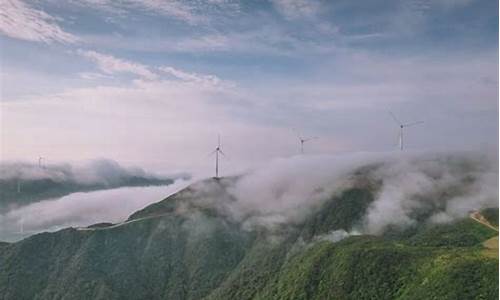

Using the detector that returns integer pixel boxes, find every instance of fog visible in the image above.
[1,151,497,243]
[0,159,179,185]
[226,153,385,229]
[0,179,191,242]
[361,153,498,234]
[177,151,498,235]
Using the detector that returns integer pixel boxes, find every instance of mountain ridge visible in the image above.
[0,156,498,299]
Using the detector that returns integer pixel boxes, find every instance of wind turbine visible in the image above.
[38,156,44,169]
[294,129,318,154]
[389,111,424,151]
[209,135,226,178]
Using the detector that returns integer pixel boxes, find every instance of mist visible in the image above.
[361,153,498,234]
[0,179,191,242]
[0,158,190,214]
[1,151,497,242]
[177,150,498,235]
[0,159,180,185]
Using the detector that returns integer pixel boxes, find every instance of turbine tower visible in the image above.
[294,129,318,154]
[20,216,24,234]
[209,135,226,178]
[389,111,424,151]
[38,156,44,169]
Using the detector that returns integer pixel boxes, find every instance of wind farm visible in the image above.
[0,0,497,299]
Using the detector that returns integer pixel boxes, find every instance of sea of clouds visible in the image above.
[1,151,497,242]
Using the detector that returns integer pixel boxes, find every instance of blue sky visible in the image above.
[0,0,498,175]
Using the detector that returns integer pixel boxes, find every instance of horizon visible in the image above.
[0,2,498,296]
[1,0,498,177]
[1,150,497,243]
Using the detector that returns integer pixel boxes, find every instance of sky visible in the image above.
[0,0,498,176]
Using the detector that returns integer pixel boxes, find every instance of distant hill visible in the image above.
[0,160,180,211]
[0,155,497,299]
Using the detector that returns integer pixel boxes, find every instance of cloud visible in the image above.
[315,229,361,243]
[0,159,168,185]
[361,152,498,234]
[80,21,339,56]
[78,72,113,80]
[223,153,383,229]
[270,0,321,19]
[0,75,281,175]
[172,151,498,234]
[0,179,191,242]
[0,0,78,43]
[75,0,199,23]
[2,48,497,173]
[76,50,226,86]
[77,50,157,80]
[159,66,221,86]
[127,0,202,24]
[0,151,496,242]
[76,0,240,25]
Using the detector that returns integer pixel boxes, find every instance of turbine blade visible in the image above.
[207,149,217,157]
[403,121,424,127]
[303,137,319,142]
[389,111,402,125]
[218,149,227,158]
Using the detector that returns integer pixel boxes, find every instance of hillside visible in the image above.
[0,155,498,299]
[0,176,174,210]
[0,160,177,211]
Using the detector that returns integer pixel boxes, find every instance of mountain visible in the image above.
[0,160,179,211]
[0,155,498,300]
[0,175,174,210]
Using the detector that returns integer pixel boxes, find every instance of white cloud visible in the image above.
[362,154,498,234]
[77,50,157,80]
[128,0,201,24]
[0,180,192,242]
[78,72,112,80]
[0,74,346,176]
[0,0,77,43]
[159,66,221,86]
[148,151,497,232]
[76,50,226,86]
[77,0,239,24]
[270,0,321,19]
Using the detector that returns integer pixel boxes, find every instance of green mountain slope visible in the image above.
[252,236,497,300]
[0,176,497,300]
